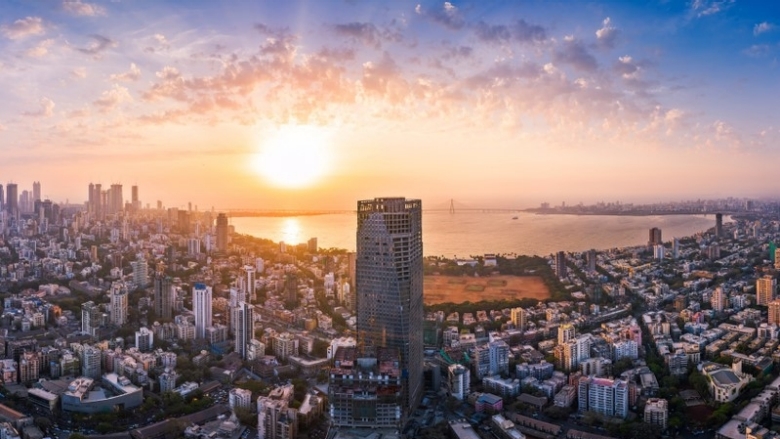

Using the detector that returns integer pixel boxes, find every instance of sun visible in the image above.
[252,124,332,188]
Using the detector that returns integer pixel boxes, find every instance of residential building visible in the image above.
[578,376,629,419]
[757,275,776,306]
[448,364,470,401]
[644,398,668,430]
[192,283,212,340]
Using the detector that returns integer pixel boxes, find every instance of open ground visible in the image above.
[423,275,550,305]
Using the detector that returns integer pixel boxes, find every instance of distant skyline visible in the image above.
[0,1,778,209]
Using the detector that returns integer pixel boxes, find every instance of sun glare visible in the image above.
[253,124,332,188]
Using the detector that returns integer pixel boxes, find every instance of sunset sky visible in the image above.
[0,0,778,210]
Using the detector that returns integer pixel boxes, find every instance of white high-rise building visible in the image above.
[757,275,776,306]
[578,376,629,419]
[131,258,148,288]
[242,265,256,301]
[710,287,726,312]
[229,388,253,412]
[448,364,470,400]
[193,283,212,340]
[135,327,154,352]
[110,281,128,326]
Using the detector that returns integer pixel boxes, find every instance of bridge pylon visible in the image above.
[449,199,455,214]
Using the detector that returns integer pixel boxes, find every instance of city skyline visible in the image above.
[0,1,778,209]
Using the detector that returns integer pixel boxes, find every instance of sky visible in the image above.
[0,0,779,210]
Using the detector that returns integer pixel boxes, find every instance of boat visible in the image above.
[512,216,518,220]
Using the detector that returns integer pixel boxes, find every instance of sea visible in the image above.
[230,211,723,257]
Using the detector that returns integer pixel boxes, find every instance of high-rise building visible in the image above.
[715,213,723,238]
[710,287,726,312]
[153,263,174,320]
[242,265,256,302]
[109,184,123,215]
[448,364,470,400]
[5,183,18,217]
[193,283,212,340]
[135,327,154,351]
[510,307,525,330]
[775,248,780,270]
[644,398,668,430]
[32,181,41,203]
[272,332,299,361]
[216,213,228,252]
[81,345,102,379]
[558,323,575,345]
[81,301,100,336]
[356,197,423,415]
[229,388,253,412]
[578,376,629,419]
[769,300,780,326]
[757,275,776,306]
[648,227,662,247]
[159,368,178,392]
[586,249,597,272]
[257,385,297,439]
[234,301,254,359]
[110,281,128,326]
[555,251,567,278]
[19,351,40,383]
[0,184,4,210]
[131,185,139,211]
[131,258,149,288]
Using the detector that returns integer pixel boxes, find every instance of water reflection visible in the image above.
[281,217,302,244]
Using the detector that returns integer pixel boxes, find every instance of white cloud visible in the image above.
[94,84,132,111]
[691,0,734,17]
[1,16,45,40]
[24,97,55,117]
[595,17,617,48]
[26,38,54,57]
[754,22,774,36]
[63,0,106,17]
[110,63,141,82]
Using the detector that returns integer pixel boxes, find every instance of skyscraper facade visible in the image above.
[153,264,174,320]
[648,227,663,246]
[5,183,18,217]
[769,300,780,326]
[715,213,723,238]
[555,251,567,278]
[193,283,212,339]
[234,301,254,359]
[356,197,423,416]
[757,275,776,306]
[32,181,41,202]
[216,213,228,251]
[110,281,128,326]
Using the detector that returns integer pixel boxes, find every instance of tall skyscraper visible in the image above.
[648,227,662,246]
[510,307,525,330]
[0,184,4,211]
[710,287,726,312]
[243,265,256,301]
[5,183,18,216]
[153,263,174,320]
[131,185,139,211]
[555,251,567,278]
[109,184,123,215]
[193,283,212,339]
[234,301,254,359]
[216,213,228,251]
[32,181,41,202]
[757,275,777,306]
[110,281,129,326]
[356,197,423,415]
[715,213,723,238]
[558,323,576,345]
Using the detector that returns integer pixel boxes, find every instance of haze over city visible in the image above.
[0,0,778,208]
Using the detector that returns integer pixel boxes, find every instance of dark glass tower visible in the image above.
[356,197,423,419]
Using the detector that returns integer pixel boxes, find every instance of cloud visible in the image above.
[110,63,141,81]
[473,19,547,44]
[595,17,618,49]
[743,44,771,57]
[76,34,117,57]
[553,38,598,72]
[614,55,639,79]
[63,0,106,17]
[1,16,45,40]
[26,38,54,58]
[24,97,55,117]
[691,0,734,17]
[754,22,774,36]
[93,85,132,111]
[415,2,465,30]
[71,67,87,79]
[145,33,169,53]
[332,22,382,49]
[0,123,6,132]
